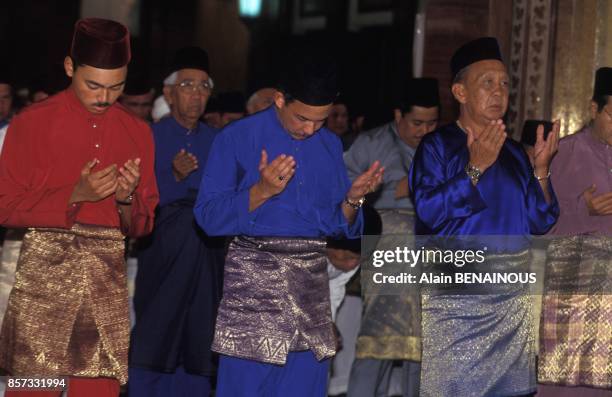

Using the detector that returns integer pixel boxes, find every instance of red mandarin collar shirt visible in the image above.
[0,89,159,237]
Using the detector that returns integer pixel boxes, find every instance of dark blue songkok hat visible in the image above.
[218,91,246,114]
[451,37,503,80]
[278,48,338,106]
[123,72,152,96]
[399,78,440,111]
[205,96,220,113]
[0,65,12,86]
[171,46,210,74]
[593,67,612,98]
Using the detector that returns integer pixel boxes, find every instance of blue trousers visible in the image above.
[127,366,212,397]
[216,351,330,397]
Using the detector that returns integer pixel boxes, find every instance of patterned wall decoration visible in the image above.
[507,0,554,139]
[551,0,612,137]
[507,0,528,138]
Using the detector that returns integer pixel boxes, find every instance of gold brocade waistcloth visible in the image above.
[356,209,421,361]
[0,224,129,384]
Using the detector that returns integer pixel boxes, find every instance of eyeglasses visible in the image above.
[176,79,214,94]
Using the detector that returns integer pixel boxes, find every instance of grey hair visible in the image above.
[163,71,178,86]
[453,66,469,84]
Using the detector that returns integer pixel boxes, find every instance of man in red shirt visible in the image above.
[0,18,158,397]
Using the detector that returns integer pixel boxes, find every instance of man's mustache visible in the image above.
[93,102,111,107]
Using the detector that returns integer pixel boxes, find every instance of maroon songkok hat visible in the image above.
[70,18,131,69]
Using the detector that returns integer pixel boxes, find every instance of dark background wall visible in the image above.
[0,0,512,125]
[0,0,80,91]
[0,0,417,125]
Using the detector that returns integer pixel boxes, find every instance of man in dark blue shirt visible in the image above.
[195,49,384,397]
[129,46,224,397]
[409,37,559,397]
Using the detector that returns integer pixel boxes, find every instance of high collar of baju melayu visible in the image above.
[168,116,202,136]
[265,106,303,142]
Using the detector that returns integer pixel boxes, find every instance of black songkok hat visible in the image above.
[326,205,382,254]
[218,91,246,114]
[28,75,52,99]
[70,18,131,69]
[170,46,210,75]
[520,119,553,147]
[0,65,12,86]
[278,48,338,106]
[29,67,69,97]
[593,67,612,98]
[333,94,351,113]
[333,93,348,106]
[399,78,440,110]
[451,37,503,80]
[205,96,220,114]
[123,73,153,96]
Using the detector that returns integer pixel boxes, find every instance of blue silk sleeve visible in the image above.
[323,135,364,238]
[194,131,260,236]
[521,153,559,235]
[409,136,487,232]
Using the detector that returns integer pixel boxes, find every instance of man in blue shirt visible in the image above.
[409,37,559,397]
[195,50,384,397]
[129,46,225,397]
